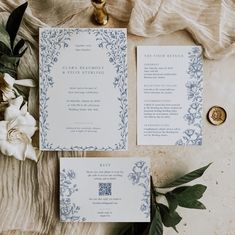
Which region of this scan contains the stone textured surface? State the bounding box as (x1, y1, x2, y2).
(0, 1, 235, 235)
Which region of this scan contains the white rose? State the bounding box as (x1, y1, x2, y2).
(0, 96, 38, 161)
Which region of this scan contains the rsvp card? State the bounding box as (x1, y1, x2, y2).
(60, 157, 150, 222)
(39, 28, 128, 151)
(137, 46, 203, 145)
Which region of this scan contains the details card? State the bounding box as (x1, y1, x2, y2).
(60, 157, 150, 222)
(39, 28, 128, 151)
(137, 46, 203, 145)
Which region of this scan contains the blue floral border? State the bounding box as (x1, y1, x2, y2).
(128, 161, 150, 219)
(60, 169, 86, 222)
(39, 28, 128, 151)
(176, 47, 203, 146)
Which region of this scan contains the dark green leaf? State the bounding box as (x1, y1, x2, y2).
(0, 62, 16, 77)
(0, 54, 20, 72)
(0, 64, 15, 76)
(159, 163, 212, 188)
(158, 204, 182, 233)
(17, 47, 27, 57)
(6, 2, 28, 49)
(170, 186, 188, 194)
(0, 59, 17, 77)
(0, 25, 11, 49)
(172, 184, 207, 201)
(0, 42, 12, 56)
(178, 200, 206, 209)
(148, 208, 163, 235)
(168, 185, 207, 210)
(165, 193, 178, 212)
(13, 39, 25, 55)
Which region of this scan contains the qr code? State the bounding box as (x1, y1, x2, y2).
(99, 183, 112, 196)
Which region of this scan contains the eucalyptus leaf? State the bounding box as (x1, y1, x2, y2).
(148, 208, 163, 235)
(6, 2, 28, 49)
(158, 204, 182, 233)
(159, 163, 212, 188)
(0, 25, 11, 50)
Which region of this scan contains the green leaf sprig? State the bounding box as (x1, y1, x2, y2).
(0, 2, 28, 78)
(119, 163, 211, 235)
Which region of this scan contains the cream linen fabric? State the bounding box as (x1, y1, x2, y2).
(0, 0, 235, 234)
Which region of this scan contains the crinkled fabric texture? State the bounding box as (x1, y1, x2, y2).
(1, 0, 235, 234)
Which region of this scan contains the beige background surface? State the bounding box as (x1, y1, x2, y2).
(0, 1, 235, 235)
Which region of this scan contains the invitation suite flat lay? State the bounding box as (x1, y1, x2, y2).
(60, 157, 150, 222)
(137, 46, 203, 145)
(39, 28, 128, 151)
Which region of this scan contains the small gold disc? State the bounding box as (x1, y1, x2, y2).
(207, 106, 227, 126)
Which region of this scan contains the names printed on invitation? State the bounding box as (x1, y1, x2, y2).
(63, 65, 104, 135)
(39, 28, 128, 150)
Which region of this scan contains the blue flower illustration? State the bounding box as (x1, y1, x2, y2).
(60, 169, 86, 222)
(176, 47, 203, 145)
(40, 29, 128, 151)
(128, 161, 150, 219)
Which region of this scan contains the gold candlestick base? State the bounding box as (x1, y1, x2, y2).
(91, 0, 109, 26)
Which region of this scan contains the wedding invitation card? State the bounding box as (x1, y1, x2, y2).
(39, 28, 128, 151)
(60, 157, 150, 222)
(137, 46, 203, 145)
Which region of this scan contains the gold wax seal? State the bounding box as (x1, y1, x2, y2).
(207, 106, 227, 126)
(91, 0, 109, 25)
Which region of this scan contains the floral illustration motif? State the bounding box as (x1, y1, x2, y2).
(60, 168, 86, 222)
(39, 28, 128, 150)
(128, 161, 150, 218)
(176, 47, 203, 145)
(39, 29, 74, 150)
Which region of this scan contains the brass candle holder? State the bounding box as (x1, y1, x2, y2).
(91, 0, 109, 26)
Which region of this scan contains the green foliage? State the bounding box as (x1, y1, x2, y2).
(0, 2, 28, 77)
(165, 193, 178, 213)
(177, 199, 206, 209)
(0, 26, 11, 50)
(171, 184, 207, 201)
(119, 163, 211, 235)
(158, 204, 182, 232)
(148, 208, 163, 235)
(6, 2, 28, 50)
(165, 184, 207, 212)
(159, 163, 211, 188)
